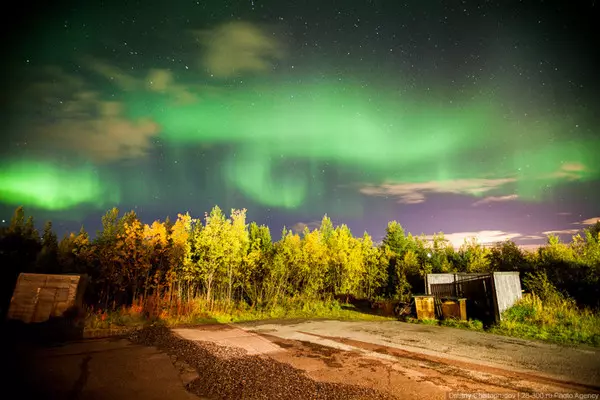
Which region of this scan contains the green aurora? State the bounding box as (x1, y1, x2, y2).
(122, 82, 598, 208)
(1, 80, 597, 211)
(0, 161, 119, 211)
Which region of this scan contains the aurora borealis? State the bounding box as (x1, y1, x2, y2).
(1, 0, 598, 245)
(0, 161, 119, 211)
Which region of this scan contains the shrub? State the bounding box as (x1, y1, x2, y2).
(522, 271, 566, 306)
(490, 293, 600, 346)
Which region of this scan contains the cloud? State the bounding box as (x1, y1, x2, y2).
(37, 98, 159, 162)
(572, 217, 600, 226)
(541, 217, 599, 237)
(146, 68, 172, 91)
(359, 178, 516, 204)
(20, 67, 160, 163)
(359, 161, 593, 206)
(146, 69, 196, 103)
(520, 235, 544, 241)
(542, 229, 580, 235)
(580, 217, 600, 225)
(425, 230, 523, 248)
(472, 194, 519, 206)
(542, 217, 600, 236)
(290, 221, 321, 234)
(548, 162, 588, 180)
(195, 22, 283, 78)
(86, 59, 197, 103)
(86, 59, 139, 90)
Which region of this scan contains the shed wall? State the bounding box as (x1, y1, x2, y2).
(425, 273, 490, 294)
(426, 272, 522, 323)
(425, 274, 455, 294)
(7, 273, 86, 324)
(492, 272, 522, 319)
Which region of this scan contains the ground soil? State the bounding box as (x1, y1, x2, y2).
(5, 319, 600, 399)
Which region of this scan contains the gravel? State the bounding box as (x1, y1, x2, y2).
(130, 326, 394, 400)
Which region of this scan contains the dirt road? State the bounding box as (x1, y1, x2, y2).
(170, 319, 600, 399)
(7, 319, 600, 399)
(7, 337, 200, 400)
(239, 320, 600, 389)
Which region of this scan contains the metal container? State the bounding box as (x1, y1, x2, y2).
(413, 295, 435, 320)
(426, 272, 522, 323)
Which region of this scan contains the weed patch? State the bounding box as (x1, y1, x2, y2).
(440, 318, 484, 331)
(84, 297, 394, 330)
(489, 294, 600, 347)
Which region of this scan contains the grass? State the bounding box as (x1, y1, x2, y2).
(85, 294, 600, 348)
(401, 294, 599, 347)
(84, 304, 146, 330)
(440, 318, 484, 331)
(84, 297, 395, 330)
(403, 316, 483, 331)
(404, 317, 438, 326)
(161, 297, 395, 325)
(489, 294, 600, 347)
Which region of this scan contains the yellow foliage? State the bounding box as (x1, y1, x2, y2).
(144, 220, 167, 247)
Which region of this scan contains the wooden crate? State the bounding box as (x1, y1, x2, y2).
(413, 295, 435, 320)
(441, 298, 467, 321)
(7, 273, 86, 324)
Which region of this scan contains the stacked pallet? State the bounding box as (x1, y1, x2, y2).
(7, 273, 86, 324)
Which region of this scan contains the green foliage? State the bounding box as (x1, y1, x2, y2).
(113, 297, 394, 328)
(98, 207, 120, 242)
(490, 294, 600, 347)
(488, 240, 530, 272)
(405, 317, 484, 331)
(440, 318, 484, 331)
(36, 221, 59, 273)
(535, 234, 599, 308)
(23, 216, 39, 241)
(382, 221, 407, 255)
(458, 237, 490, 273)
(242, 222, 274, 307)
(429, 232, 453, 273)
(382, 221, 408, 298)
(395, 250, 417, 301)
(319, 215, 335, 243)
(328, 224, 364, 297)
(298, 227, 327, 297)
(185, 206, 249, 303)
(360, 233, 388, 300)
(585, 221, 600, 244)
(3, 205, 600, 347)
(405, 317, 439, 326)
(522, 270, 566, 305)
(0, 207, 41, 318)
(9, 206, 25, 233)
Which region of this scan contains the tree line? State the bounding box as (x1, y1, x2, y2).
(1, 205, 599, 317)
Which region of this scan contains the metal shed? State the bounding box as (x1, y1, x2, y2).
(7, 273, 87, 324)
(425, 272, 522, 323)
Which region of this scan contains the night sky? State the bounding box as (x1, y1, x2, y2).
(1, 0, 598, 246)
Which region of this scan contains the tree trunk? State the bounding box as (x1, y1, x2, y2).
(206, 275, 213, 303)
(143, 268, 150, 301)
(228, 265, 233, 303)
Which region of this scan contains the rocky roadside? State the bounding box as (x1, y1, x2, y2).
(130, 326, 395, 400)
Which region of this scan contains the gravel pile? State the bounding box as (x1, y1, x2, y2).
(130, 326, 393, 400)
